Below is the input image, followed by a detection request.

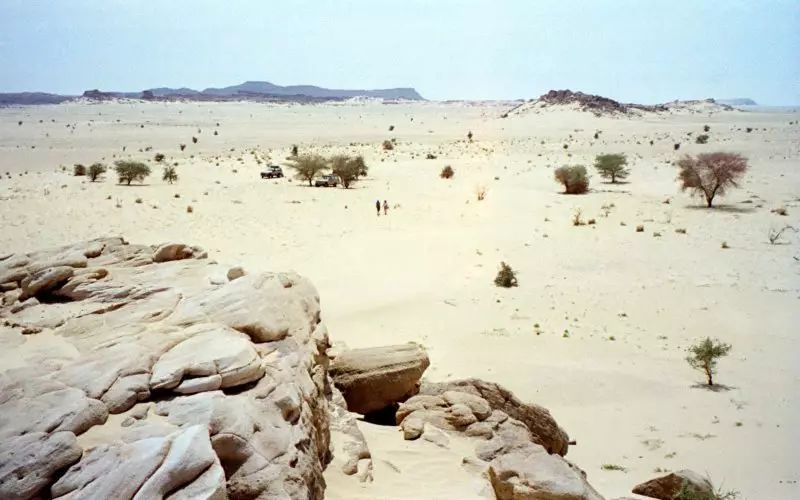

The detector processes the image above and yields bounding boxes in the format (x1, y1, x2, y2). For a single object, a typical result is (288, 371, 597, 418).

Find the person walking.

(383, 200, 389, 215)
(375, 199, 381, 216)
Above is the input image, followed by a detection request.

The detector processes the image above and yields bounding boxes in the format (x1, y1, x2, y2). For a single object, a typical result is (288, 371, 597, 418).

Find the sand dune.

(1, 100, 798, 499)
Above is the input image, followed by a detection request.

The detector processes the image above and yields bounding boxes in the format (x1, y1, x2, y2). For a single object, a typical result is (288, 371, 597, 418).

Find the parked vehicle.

(260, 166, 284, 179)
(314, 174, 339, 187)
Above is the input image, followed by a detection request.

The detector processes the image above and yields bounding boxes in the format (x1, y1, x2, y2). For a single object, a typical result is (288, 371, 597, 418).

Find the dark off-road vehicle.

(314, 174, 339, 187)
(260, 166, 284, 179)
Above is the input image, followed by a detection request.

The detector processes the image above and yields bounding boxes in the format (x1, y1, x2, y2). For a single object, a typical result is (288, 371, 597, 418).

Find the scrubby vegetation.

(440, 165, 454, 179)
(73, 164, 87, 176)
(88, 162, 107, 182)
(287, 154, 329, 186)
(686, 337, 732, 387)
(494, 262, 518, 288)
(154, 153, 165, 162)
(695, 134, 709, 144)
(475, 185, 487, 201)
(162, 166, 178, 184)
(677, 152, 748, 207)
(114, 161, 151, 185)
(594, 153, 629, 183)
(382, 140, 394, 151)
(291, 144, 299, 157)
(554, 165, 589, 194)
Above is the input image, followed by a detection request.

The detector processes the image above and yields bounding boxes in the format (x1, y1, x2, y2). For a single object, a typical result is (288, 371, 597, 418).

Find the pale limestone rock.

(19, 266, 74, 301)
(0, 431, 82, 500)
(227, 266, 245, 281)
(489, 447, 604, 500)
(149, 324, 264, 394)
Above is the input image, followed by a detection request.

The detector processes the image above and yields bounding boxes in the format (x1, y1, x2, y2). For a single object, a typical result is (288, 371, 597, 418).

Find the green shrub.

(494, 262, 518, 288)
(686, 337, 732, 386)
(88, 162, 107, 182)
(703, 124, 710, 132)
(554, 165, 589, 194)
(594, 154, 629, 183)
(154, 153, 165, 162)
(114, 160, 151, 185)
(162, 166, 178, 184)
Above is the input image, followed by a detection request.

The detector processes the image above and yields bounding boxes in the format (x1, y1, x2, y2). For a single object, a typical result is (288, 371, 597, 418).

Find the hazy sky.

(1, 0, 798, 104)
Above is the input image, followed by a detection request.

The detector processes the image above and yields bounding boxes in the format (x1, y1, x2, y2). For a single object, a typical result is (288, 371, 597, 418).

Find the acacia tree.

(114, 160, 151, 185)
(287, 154, 329, 186)
(330, 155, 363, 188)
(686, 337, 731, 387)
(594, 153, 629, 183)
(677, 152, 748, 207)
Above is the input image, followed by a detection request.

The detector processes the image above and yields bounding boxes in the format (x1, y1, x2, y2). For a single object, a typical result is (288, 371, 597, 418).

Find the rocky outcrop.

(329, 343, 430, 414)
(632, 470, 715, 500)
(419, 378, 570, 456)
(397, 378, 599, 499)
(0, 237, 332, 499)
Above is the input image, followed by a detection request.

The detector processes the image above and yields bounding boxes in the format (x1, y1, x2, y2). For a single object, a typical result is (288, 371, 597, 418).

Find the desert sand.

(1, 99, 798, 499)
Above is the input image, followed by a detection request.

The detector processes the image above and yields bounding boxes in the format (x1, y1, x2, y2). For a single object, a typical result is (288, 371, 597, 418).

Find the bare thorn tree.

(677, 152, 748, 208)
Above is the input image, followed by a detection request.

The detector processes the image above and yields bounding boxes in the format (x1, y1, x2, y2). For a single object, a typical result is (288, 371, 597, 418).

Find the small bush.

(162, 166, 178, 184)
(291, 144, 299, 157)
(554, 165, 589, 194)
(114, 160, 151, 185)
(73, 164, 87, 176)
(389, 125, 395, 131)
(467, 131, 473, 142)
(154, 153, 165, 162)
(382, 139, 394, 151)
(745, 127, 753, 133)
(494, 262, 518, 288)
(440, 166, 454, 179)
(180, 144, 186, 151)
(426, 153, 437, 160)
(695, 134, 709, 144)
(572, 208, 584, 226)
(636, 225, 644, 232)
(771, 207, 788, 216)
(686, 337, 732, 386)
(594, 153, 629, 183)
(214, 130, 218, 136)
(703, 124, 711, 132)
(88, 162, 107, 182)
(674, 143, 681, 151)
(677, 152, 748, 207)
(192, 136, 198, 144)
(186, 205, 194, 213)
(475, 185, 487, 201)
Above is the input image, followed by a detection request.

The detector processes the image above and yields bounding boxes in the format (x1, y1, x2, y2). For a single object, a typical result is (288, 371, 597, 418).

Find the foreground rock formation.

(2, 237, 706, 499)
(0, 238, 331, 499)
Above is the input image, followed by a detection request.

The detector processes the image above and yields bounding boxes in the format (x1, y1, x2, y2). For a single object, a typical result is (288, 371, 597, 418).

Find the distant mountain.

(0, 80, 424, 106)
(716, 98, 757, 106)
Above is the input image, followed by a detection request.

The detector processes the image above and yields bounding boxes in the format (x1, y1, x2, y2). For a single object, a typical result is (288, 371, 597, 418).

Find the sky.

(1, 0, 798, 105)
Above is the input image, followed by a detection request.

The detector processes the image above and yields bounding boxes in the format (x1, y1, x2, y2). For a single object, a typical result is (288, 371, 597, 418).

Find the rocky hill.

(502, 89, 738, 117)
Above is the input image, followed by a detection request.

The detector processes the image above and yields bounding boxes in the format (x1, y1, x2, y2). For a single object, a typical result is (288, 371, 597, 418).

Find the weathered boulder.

(632, 470, 715, 500)
(420, 378, 570, 455)
(51, 425, 225, 499)
(329, 386, 373, 482)
(0, 431, 82, 500)
(18, 266, 74, 301)
(329, 343, 430, 414)
(489, 447, 604, 500)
